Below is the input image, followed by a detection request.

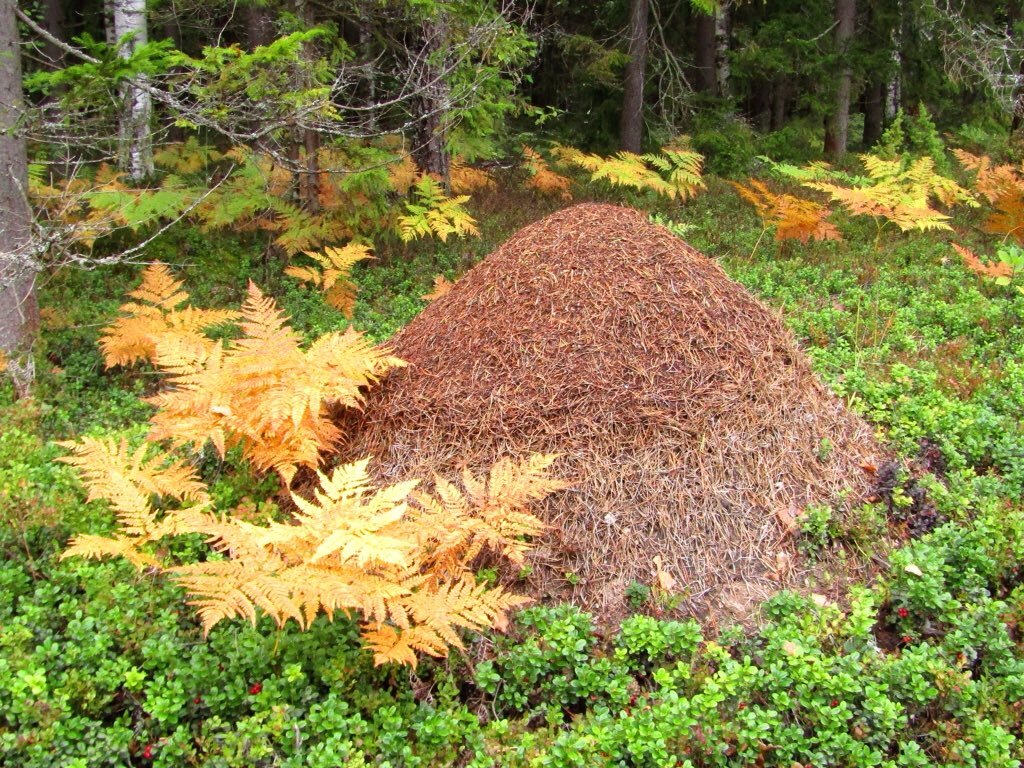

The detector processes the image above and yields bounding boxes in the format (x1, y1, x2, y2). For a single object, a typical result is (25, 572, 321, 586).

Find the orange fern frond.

(388, 155, 419, 196)
(148, 284, 404, 483)
(730, 180, 841, 243)
(952, 243, 1014, 281)
(450, 159, 495, 194)
(285, 243, 373, 318)
(100, 263, 239, 368)
(421, 275, 454, 302)
(953, 149, 1021, 203)
(522, 146, 573, 200)
(984, 191, 1024, 244)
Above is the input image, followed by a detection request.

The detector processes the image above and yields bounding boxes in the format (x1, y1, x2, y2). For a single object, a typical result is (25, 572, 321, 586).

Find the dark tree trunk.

(412, 16, 451, 185)
(771, 75, 789, 130)
(619, 0, 649, 153)
(863, 79, 885, 147)
(0, 0, 40, 397)
(42, 0, 65, 68)
(694, 10, 716, 93)
(825, 0, 856, 159)
(751, 79, 771, 132)
(302, 124, 321, 213)
(246, 3, 275, 48)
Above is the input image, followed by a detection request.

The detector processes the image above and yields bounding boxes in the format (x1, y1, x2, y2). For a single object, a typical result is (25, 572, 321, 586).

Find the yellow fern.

(805, 155, 977, 242)
(398, 176, 480, 243)
(522, 146, 573, 200)
(554, 144, 705, 201)
(147, 283, 405, 483)
(284, 243, 373, 318)
(100, 263, 239, 368)
(61, 440, 565, 666)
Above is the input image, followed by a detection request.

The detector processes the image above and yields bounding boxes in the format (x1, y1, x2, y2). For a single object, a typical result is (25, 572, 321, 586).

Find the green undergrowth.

(3, 173, 1024, 766)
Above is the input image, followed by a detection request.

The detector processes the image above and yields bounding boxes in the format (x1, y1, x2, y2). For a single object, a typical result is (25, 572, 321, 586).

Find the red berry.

(830, 699, 839, 707)
(897, 607, 909, 618)
(249, 682, 262, 695)
(901, 635, 913, 644)
(142, 744, 154, 759)
(193, 696, 202, 704)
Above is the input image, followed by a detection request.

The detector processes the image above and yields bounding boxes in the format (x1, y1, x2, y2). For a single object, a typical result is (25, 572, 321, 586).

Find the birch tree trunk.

(619, 0, 649, 153)
(113, 0, 153, 181)
(714, 0, 731, 99)
(0, 0, 40, 397)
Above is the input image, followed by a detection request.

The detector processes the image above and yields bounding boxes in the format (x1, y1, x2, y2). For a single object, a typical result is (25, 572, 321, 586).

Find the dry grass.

(337, 204, 885, 625)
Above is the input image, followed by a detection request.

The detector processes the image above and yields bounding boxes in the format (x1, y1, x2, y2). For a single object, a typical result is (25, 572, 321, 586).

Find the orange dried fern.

(521, 146, 573, 200)
(285, 243, 373, 318)
(99, 263, 239, 368)
(731, 179, 841, 243)
(61, 445, 565, 666)
(148, 283, 404, 484)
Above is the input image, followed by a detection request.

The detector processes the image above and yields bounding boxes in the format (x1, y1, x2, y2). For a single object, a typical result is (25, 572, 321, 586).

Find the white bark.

(713, 1, 731, 99)
(113, 0, 153, 181)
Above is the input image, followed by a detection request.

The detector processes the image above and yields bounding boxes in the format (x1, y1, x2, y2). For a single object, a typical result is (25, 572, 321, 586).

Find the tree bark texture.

(294, 0, 321, 212)
(619, 0, 649, 153)
(863, 79, 885, 147)
(771, 75, 789, 130)
(714, 1, 731, 99)
(42, 0, 66, 68)
(825, 0, 856, 159)
(246, 3, 275, 49)
(112, 0, 153, 180)
(412, 15, 452, 185)
(0, 0, 40, 397)
(693, 10, 716, 93)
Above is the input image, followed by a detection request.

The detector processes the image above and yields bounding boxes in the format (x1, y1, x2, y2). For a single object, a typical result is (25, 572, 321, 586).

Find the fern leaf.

(730, 180, 841, 243)
(522, 146, 573, 200)
(952, 243, 1015, 282)
(61, 533, 160, 569)
(100, 263, 239, 368)
(286, 244, 372, 318)
(450, 158, 495, 194)
(421, 275, 454, 302)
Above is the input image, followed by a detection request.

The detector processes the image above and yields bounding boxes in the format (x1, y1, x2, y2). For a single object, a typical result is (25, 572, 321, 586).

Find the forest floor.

(3, 174, 1024, 767)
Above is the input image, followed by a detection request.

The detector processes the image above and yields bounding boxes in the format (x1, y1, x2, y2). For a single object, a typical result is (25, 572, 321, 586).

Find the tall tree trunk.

(42, 0, 65, 69)
(863, 79, 884, 147)
(713, 1, 731, 99)
(294, 0, 320, 212)
(693, 10, 716, 93)
(771, 75, 789, 130)
(358, 4, 377, 132)
(751, 79, 771, 131)
(412, 15, 451, 185)
(885, 0, 902, 120)
(112, 0, 153, 181)
(825, 0, 856, 159)
(246, 3, 275, 48)
(619, 0, 649, 153)
(0, 0, 40, 397)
